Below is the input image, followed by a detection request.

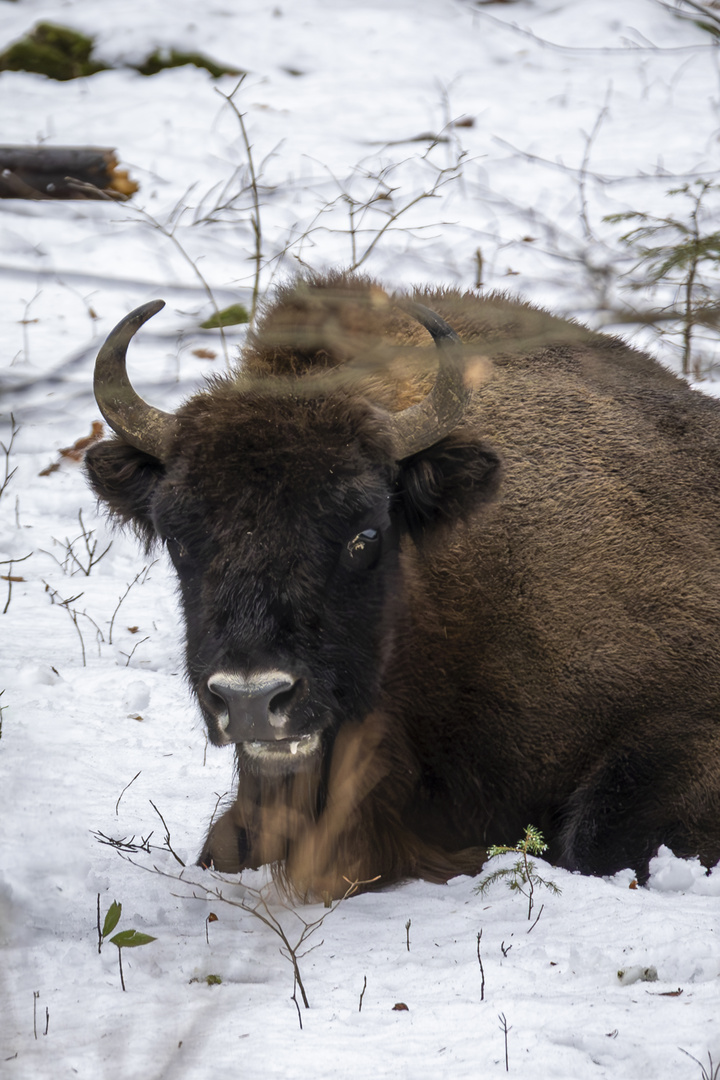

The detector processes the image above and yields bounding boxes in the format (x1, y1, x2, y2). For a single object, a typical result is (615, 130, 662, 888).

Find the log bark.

(0, 146, 138, 200)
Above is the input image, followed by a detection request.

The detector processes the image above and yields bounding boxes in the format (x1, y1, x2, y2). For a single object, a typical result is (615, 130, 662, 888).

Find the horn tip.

(140, 298, 166, 320)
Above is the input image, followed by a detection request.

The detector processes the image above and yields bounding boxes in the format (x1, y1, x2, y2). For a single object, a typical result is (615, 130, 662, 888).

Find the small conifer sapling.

(474, 825, 561, 920)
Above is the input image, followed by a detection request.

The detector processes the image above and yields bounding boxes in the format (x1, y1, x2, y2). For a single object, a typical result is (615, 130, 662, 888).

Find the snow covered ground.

(2, 1, 720, 1076)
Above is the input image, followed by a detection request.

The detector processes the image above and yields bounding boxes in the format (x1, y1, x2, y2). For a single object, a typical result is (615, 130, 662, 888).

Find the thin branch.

(474, 6, 717, 54)
(149, 800, 186, 867)
(578, 86, 613, 242)
(93, 830, 154, 854)
(115, 771, 141, 816)
(679, 1048, 720, 1080)
(291, 975, 303, 1030)
(1, 552, 31, 614)
(0, 414, 19, 499)
(121, 855, 375, 1014)
(477, 930, 485, 1001)
(42, 581, 89, 666)
(132, 206, 230, 368)
(121, 635, 149, 667)
(215, 77, 263, 323)
(108, 564, 155, 645)
(498, 1012, 511, 1072)
(527, 903, 545, 934)
(659, 0, 720, 32)
(358, 975, 367, 1012)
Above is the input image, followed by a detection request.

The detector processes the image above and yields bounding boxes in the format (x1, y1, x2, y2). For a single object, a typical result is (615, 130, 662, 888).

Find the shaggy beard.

(227, 712, 487, 900)
(231, 713, 393, 898)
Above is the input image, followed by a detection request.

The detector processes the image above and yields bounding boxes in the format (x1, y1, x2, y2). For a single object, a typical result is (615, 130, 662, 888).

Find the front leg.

(198, 806, 252, 873)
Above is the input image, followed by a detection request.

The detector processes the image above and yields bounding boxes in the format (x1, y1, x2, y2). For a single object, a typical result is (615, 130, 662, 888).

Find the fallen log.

(0, 146, 138, 200)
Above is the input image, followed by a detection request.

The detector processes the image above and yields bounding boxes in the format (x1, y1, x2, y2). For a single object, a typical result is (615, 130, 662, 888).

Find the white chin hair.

(242, 732, 322, 761)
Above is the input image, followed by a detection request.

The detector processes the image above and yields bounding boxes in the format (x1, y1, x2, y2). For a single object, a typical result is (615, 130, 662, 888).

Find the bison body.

(86, 273, 720, 895)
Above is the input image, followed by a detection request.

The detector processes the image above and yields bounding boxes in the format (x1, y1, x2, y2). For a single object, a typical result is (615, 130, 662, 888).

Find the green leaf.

(110, 929, 157, 949)
(102, 900, 122, 938)
(200, 304, 250, 329)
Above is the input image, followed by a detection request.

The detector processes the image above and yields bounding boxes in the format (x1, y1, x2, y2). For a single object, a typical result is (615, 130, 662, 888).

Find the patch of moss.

(0, 24, 242, 82)
(135, 49, 244, 79)
(0, 22, 109, 81)
(200, 304, 250, 329)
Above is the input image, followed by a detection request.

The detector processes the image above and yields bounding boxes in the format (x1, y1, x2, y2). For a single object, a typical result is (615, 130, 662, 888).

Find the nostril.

(206, 677, 232, 714)
(269, 685, 295, 716)
(268, 677, 305, 719)
(207, 682, 227, 706)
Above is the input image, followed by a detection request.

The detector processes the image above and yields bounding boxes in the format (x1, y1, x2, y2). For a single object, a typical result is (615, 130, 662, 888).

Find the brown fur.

(87, 271, 720, 897)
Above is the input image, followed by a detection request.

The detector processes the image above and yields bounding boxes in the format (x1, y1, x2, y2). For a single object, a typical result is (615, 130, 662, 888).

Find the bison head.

(86, 281, 501, 782)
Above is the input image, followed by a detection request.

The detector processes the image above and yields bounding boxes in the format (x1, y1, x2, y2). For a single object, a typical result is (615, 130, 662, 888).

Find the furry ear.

(397, 432, 501, 539)
(85, 438, 164, 548)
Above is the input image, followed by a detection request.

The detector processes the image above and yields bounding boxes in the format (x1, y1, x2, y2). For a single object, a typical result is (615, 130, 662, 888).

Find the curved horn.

(93, 299, 178, 460)
(389, 299, 471, 458)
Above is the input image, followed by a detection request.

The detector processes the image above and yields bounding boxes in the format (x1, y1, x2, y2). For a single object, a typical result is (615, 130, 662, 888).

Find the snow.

(1, 0, 720, 1076)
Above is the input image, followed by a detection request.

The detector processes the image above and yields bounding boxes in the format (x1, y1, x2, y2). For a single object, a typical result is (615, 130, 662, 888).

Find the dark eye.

(342, 528, 381, 571)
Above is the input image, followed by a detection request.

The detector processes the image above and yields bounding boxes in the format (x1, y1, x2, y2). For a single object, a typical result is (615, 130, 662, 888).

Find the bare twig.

(73, 510, 112, 575)
(578, 86, 613, 243)
(498, 1012, 511, 1072)
(474, 5, 715, 54)
(124, 856, 375, 1014)
(477, 930, 485, 1001)
(215, 77, 263, 323)
(149, 800, 186, 867)
(121, 636, 149, 667)
(0, 414, 19, 499)
(683, 185, 703, 373)
(527, 903, 545, 934)
(92, 830, 154, 854)
(659, 0, 720, 33)
(679, 1048, 720, 1080)
(1, 552, 31, 614)
(359, 974, 367, 1012)
(43, 582, 90, 666)
(115, 771, 141, 816)
(44, 512, 112, 577)
(108, 564, 154, 645)
(132, 206, 230, 368)
(291, 975, 303, 1031)
(207, 790, 230, 830)
(271, 149, 465, 279)
(345, 156, 465, 272)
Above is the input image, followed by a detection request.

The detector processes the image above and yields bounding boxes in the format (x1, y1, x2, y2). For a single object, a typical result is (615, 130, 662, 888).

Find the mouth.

(240, 732, 322, 761)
